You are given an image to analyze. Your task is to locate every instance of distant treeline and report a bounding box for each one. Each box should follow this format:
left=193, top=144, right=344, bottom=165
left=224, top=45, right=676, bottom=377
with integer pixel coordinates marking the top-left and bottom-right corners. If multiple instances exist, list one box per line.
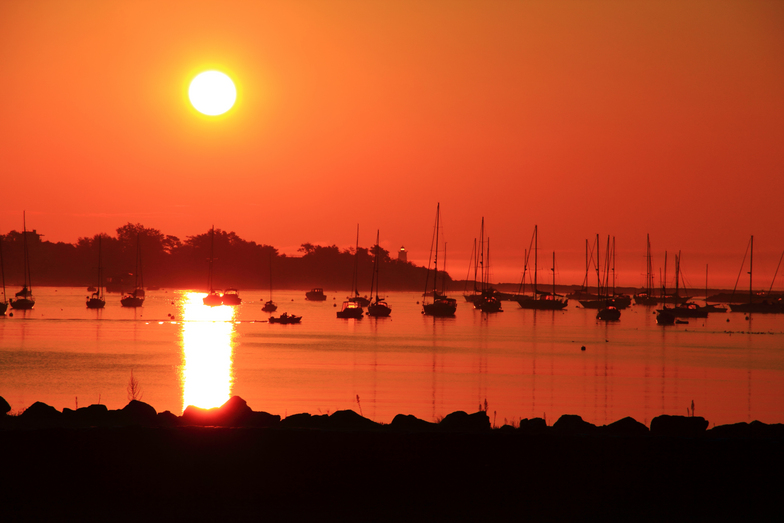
left=0, top=223, right=451, bottom=293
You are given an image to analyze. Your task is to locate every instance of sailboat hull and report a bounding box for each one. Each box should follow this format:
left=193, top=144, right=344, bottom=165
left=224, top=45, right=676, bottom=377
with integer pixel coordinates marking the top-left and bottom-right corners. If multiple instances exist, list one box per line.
left=86, top=298, right=105, bottom=309
left=10, top=298, right=35, bottom=310
left=516, top=297, right=568, bottom=310
left=367, top=301, right=391, bottom=317
left=121, top=296, right=144, bottom=307
left=423, top=298, right=457, bottom=317
left=203, top=293, right=223, bottom=307
left=262, top=301, right=278, bottom=312
left=729, top=302, right=783, bottom=314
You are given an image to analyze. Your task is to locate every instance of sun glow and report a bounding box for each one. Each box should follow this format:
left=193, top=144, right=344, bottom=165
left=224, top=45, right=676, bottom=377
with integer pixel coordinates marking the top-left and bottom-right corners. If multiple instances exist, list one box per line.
left=180, top=292, right=236, bottom=411
left=188, top=71, right=237, bottom=116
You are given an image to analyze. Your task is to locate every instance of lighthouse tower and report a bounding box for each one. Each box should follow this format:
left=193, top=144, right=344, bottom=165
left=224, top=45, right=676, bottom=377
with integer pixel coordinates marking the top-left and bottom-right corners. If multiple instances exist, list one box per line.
left=398, top=246, right=408, bottom=263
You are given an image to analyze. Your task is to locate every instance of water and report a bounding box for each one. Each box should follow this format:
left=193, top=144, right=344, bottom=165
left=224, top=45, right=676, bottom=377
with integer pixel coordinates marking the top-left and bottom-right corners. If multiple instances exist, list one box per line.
left=1, top=287, right=783, bottom=427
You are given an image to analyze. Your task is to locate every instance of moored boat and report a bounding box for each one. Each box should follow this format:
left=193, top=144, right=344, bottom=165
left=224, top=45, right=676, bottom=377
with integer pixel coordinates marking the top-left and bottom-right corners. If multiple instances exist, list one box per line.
left=261, top=252, right=277, bottom=312
left=222, top=288, right=242, bottom=306
left=367, top=230, right=391, bottom=317
left=516, top=226, right=567, bottom=311
left=337, top=300, right=364, bottom=319
left=203, top=226, right=222, bottom=307
left=10, top=212, right=35, bottom=310
left=269, top=312, right=302, bottom=324
left=422, top=204, right=457, bottom=317
left=305, top=288, right=327, bottom=301
left=86, top=236, right=106, bottom=309
left=120, top=233, right=145, bottom=308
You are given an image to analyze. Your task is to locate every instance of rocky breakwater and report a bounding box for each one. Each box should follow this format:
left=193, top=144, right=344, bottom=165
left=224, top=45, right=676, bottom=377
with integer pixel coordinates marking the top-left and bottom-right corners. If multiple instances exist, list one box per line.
left=1, top=395, right=783, bottom=521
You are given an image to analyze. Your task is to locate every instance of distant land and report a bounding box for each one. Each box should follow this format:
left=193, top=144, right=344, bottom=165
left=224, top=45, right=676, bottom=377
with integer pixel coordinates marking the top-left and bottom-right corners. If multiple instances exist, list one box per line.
left=1, top=223, right=754, bottom=297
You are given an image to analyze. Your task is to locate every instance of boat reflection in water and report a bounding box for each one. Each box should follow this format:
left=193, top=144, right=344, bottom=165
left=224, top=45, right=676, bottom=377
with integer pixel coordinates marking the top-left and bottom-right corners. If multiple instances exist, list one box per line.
left=180, top=292, right=236, bottom=412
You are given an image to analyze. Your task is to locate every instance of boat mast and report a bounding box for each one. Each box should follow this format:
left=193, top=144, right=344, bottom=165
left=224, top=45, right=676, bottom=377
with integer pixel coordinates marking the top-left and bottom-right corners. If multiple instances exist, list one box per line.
left=487, top=237, right=491, bottom=295
left=604, top=236, right=610, bottom=300
left=98, top=236, right=103, bottom=298
left=23, top=211, right=31, bottom=292
left=551, top=251, right=555, bottom=299
left=353, top=224, right=360, bottom=297
left=612, top=236, right=616, bottom=298
left=479, top=218, right=485, bottom=295
left=646, top=234, right=652, bottom=296
left=663, top=251, right=668, bottom=298
left=433, top=204, right=440, bottom=297
left=269, top=251, right=274, bottom=301
left=674, top=251, right=680, bottom=299
left=533, top=225, right=538, bottom=301
left=595, top=234, right=601, bottom=300
left=136, top=233, right=143, bottom=291
left=749, top=235, right=754, bottom=304
left=370, top=230, right=380, bottom=301
left=0, top=236, right=6, bottom=303
left=208, top=226, right=215, bottom=293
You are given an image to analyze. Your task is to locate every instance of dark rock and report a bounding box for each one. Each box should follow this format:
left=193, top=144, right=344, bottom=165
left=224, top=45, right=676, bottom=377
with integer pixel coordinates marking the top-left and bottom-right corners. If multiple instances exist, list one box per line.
left=439, top=411, right=491, bottom=432
left=0, top=396, right=10, bottom=415
left=181, top=396, right=253, bottom=427
left=709, top=421, right=773, bottom=438
left=498, top=424, right=516, bottom=433
left=327, top=410, right=379, bottom=430
left=157, top=410, right=180, bottom=427
left=650, top=415, right=709, bottom=437
left=20, top=402, right=61, bottom=420
left=279, top=412, right=330, bottom=429
left=602, top=416, right=649, bottom=436
left=69, top=404, right=110, bottom=426
left=518, top=417, right=548, bottom=434
left=553, top=414, right=598, bottom=435
left=390, top=414, right=436, bottom=432
left=246, top=411, right=281, bottom=428
left=122, top=400, right=158, bottom=425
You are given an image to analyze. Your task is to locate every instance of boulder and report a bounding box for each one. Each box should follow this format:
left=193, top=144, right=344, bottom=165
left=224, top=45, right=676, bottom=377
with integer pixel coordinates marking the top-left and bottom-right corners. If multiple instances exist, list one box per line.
left=517, top=418, right=548, bottom=434
left=708, top=421, right=774, bottom=439
left=650, top=415, right=709, bottom=437
left=279, top=413, right=330, bottom=429
left=390, top=414, right=436, bottom=432
left=72, top=404, right=110, bottom=426
left=181, top=396, right=253, bottom=426
left=246, top=411, right=281, bottom=428
left=157, top=410, right=180, bottom=427
left=439, top=411, right=491, bottom=432
left=20, top=402, right=61, bottom=420
left=602, top=416, right=649, bottom=436
left=553, top=414, right=598, bottom=435
left=0, top=396, right=10, bottom=415
left=327, top=410, right=379, bottom=431
left=122, top=400, right=158, bottom=426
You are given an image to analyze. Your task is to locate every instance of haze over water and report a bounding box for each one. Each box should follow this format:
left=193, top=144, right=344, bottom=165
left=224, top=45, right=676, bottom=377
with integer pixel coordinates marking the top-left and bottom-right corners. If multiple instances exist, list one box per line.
left=1, top=287, right=782, bottom=427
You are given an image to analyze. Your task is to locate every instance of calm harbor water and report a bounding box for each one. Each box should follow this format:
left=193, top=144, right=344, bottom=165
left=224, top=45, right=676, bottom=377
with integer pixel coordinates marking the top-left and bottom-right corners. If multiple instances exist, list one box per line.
left=1, top=287, right=783, bottom=427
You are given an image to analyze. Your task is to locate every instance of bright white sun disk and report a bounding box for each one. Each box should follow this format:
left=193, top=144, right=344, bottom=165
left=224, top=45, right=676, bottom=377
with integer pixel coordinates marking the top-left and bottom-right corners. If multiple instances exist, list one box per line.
left=189, top=71, right=236, bottom=116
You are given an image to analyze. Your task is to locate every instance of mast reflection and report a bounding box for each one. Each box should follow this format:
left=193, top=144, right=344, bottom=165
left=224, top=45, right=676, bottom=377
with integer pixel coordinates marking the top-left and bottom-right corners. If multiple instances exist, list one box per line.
left=180, top=292, right=236, bottom=412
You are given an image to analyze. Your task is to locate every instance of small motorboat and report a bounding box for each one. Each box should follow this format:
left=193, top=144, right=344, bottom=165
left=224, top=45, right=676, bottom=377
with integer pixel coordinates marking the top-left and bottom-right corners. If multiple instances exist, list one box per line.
left=337, top=300, right=363, bottom=319
left=222, top=288, right=242, bottom=306
left=596, top=305, right=621, bottom=321
left=269, top=312, right=301, bottom=324
left=305, top=288, right=327, bottom=301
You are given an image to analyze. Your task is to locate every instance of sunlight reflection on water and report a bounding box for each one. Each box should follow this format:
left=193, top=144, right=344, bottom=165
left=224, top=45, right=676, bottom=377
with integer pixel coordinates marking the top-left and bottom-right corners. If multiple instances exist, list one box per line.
left=180, top=292, right=236, bottom=412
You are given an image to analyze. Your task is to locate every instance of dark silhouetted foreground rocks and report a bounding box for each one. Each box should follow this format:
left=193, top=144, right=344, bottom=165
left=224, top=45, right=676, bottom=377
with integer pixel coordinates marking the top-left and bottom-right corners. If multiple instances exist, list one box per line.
left=1, top=395, right=783, bottom=521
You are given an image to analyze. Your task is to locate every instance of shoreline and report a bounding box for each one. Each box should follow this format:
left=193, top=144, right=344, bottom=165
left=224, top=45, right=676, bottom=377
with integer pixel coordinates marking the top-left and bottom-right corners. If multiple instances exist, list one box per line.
left=2, top=396, right=783, bottom=521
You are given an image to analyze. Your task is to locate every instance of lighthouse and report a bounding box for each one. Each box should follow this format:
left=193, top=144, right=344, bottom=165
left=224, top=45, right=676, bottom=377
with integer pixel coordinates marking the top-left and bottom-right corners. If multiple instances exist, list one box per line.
left=398, top=246, right=408, bottom=263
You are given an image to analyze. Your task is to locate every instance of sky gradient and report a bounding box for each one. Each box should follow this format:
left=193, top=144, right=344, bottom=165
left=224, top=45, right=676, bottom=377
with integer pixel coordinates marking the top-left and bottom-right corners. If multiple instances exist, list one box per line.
left=2, top=0, right=783, bottom=288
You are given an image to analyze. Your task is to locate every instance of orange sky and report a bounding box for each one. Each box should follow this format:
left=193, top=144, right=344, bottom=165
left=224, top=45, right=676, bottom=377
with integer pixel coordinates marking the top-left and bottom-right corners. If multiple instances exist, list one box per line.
left=1, top=0, right=783, bottom=288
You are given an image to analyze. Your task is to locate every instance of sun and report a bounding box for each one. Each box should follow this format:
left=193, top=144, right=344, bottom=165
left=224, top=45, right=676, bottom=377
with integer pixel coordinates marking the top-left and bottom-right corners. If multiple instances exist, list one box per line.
left=188, top=71, right=237, bottom=116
